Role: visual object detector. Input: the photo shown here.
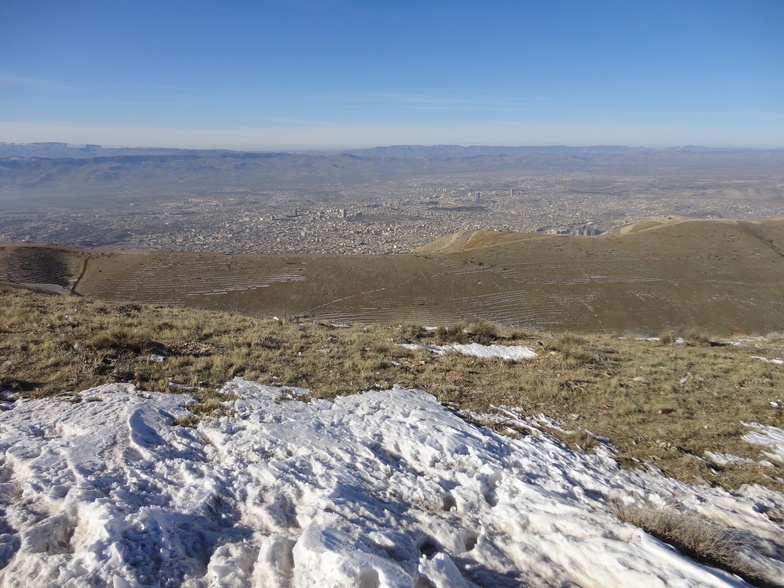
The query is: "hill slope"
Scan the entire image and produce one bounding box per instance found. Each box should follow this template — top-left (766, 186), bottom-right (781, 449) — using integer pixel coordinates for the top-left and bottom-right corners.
top-left (0, 244), bottom-right (89, 294)
top-left (2, 218), bottom-right (783, 333)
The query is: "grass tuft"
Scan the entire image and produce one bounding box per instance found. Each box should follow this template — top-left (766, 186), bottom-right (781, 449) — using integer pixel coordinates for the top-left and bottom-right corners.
top-left (615, 503), bottom-right (770, 586)
top-left (87, 328), bottom-right (158, 354)
top-left (547, 334), bottom-right (603, 365)
top-left (434, 322), bottom-right (468, 345)
top-left (467, 320), bottom-right (500, 345)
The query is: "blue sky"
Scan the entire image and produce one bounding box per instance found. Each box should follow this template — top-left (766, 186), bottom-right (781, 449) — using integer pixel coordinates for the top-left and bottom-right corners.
top-left (1, 0), bottom-right (782, 150)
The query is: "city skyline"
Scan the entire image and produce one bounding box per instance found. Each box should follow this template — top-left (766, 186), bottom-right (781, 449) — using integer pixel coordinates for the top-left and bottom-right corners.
top-left (1, 0), bottom-right (783, 150)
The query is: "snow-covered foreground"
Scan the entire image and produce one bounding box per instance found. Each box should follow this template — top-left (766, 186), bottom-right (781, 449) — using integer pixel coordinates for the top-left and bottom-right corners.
top-left (1, 379), bottom-right (783, 587)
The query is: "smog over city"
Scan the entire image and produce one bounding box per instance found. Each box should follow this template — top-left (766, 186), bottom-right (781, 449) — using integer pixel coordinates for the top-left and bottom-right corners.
top-left (1, 143), bottom-right (783, 256)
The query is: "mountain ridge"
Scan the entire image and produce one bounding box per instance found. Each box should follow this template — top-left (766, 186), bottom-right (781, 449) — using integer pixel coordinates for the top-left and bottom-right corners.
top-left (3, 144), bottom-right (783, 212)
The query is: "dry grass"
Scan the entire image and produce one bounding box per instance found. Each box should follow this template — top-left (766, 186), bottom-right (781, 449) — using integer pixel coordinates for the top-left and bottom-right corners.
top-left (614, 503), bottom-right (773, 587)
top-left (466, 320), bottom-right (500, 345)
top-left (87, 327), bottom-right (158, 354)
top-left (1, 287), bottom-right (783, 495)
top-left (434, 322), bottom-right (468, 345)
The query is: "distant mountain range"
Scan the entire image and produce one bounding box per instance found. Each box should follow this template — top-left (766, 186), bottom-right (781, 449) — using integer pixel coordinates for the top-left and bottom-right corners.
top-left (0, 142), bottom-right (212, 159)
top-left (2, 141), bottom-right (781, 160)
top-left (2, 142), bottom-right (783, 211)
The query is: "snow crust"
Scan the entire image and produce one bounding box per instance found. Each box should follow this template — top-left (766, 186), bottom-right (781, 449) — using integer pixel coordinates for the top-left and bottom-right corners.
top-left (704, 452), bottom-right (771, 468)
top-left (751, 355), bottom-right (784, 365)
top-left (1, 379), bottom-right (782, 587)
top-left (707, 423), bottom-right (784, 468)
top-left (398, 342), bottom-right (537, 360)
top-left (743, 422), bottom-right (784, 465)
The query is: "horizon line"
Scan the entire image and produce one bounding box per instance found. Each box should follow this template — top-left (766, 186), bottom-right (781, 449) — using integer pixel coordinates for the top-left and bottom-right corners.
top-left (3, 140), bottom-right (784, 154)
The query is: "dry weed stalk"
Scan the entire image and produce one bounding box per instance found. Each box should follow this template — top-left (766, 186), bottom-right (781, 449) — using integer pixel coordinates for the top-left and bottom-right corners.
top-left (614, 503), bottom-right (768, 586)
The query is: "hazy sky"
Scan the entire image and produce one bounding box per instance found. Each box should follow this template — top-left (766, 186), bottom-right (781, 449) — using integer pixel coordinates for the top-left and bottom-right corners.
top-left (1, 0), bottom-right (782, 150)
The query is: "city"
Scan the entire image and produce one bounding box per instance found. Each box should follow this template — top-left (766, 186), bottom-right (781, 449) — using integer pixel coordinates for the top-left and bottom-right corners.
top-left (2, 170), bottom-right (780, 254)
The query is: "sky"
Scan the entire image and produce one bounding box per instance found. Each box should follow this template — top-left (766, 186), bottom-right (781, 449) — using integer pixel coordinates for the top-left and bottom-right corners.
top-left (1, 0), bottom-right (783, 150)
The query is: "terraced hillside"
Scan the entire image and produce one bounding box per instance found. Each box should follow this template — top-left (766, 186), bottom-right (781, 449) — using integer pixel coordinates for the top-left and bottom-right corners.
top-left (0, 244), bottom-right (88, 294)
top-left (3, 218), bottom-right (783, 333)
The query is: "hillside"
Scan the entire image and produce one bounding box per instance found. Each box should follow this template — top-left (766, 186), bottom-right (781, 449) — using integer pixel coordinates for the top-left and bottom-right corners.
top-left (1, 287), bottom-right (783, 586)
top-left (0, 243), bottom-right (89, 294)
top-left (3, 217), bottom-right (783, 334)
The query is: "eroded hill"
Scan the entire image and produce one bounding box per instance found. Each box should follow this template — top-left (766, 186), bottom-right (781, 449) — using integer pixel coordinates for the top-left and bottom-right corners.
top-left (0, 244), bottom-right (89, 294)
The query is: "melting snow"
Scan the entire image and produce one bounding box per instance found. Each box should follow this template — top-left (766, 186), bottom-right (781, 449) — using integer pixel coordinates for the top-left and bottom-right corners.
top-left (703, 452), bottom-right (773, 468)
top-left (751, 355), bottom-right (784, 365)
top-left (0, 378), bottom-right (782, 587)
top-left (398, 343), bottom-right (537, 361)
top-left (743, 422), bottom-right (784, 465)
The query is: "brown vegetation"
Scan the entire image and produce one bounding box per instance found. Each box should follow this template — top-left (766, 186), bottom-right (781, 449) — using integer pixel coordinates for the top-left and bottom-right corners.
top-left (614, 503), bottom-right (770, 586)
top-left (1, 287), bottom-right (783, 495)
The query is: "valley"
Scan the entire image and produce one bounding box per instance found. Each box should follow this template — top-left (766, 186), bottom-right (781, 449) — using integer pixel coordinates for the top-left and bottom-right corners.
top-left (1, 145), bottom-right (783, 255)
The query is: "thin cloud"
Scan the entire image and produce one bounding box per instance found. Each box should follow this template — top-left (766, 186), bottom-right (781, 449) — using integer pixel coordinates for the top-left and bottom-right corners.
top-left (331, 92), bottom-right (510, 106)
top-left (0, 100), bottom-right (197, 108)
top-left (564, 106), bottom-right (784, 121)
top-left (262, 116), bottom-right (343, 127)
top-left (89, 81), bottom-right (211, 93)
top-left (0, 74), bottom-right (78, 92)
top-left (0, 75), bottom-right (220, 95)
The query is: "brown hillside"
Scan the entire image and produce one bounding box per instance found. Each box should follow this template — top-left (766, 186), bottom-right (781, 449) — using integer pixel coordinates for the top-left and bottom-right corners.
top-left (0, 244), bottom-right (88, 293)
top-left (3, 218), bottom-right (783, 334)
top-left (415, 230), bottom-right (545, 253)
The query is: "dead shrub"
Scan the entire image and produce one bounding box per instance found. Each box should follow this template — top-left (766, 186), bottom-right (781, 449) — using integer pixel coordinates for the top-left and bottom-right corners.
top-left (87, 328), bottom-right (158, 354)
top-left (168, 340), bottom-right (220, 356)
top-left (173, 414), bottom-right (200, 428)
top-left (507, 328), bottom-right (537, 341)
top-left (189, 397), bottom-right (225, 415)
top-left (548, 333), bottom-right (587, 349)
top-left (468, 320), bottom-right (499, 345)
top-left (398, 323), bottom-right (427, 342)
top-left (614, 503), bottom-right (765, 586)
top-left (548, 334), bottom-right (601, 365)
top-left (435, 322), bottom-right (468, 345)
top-left (568, 429), bottom-right (598, 452)
top-left (368, 340), bottom-right (392, 355)
top-left (681, 327), bottom-right (711, 346)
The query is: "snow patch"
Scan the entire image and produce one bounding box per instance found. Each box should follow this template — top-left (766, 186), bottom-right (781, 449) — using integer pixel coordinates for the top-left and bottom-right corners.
top-left (743, 422), bottom-right (784, 464)
top-left (398, 342), bottom-right (537, 360)
top-left (704, 452), bottom-right (773, 467)
top-left (751, 355), bottom-right (784, 365)
top-left (0, 378), bottom-right (782, 586)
